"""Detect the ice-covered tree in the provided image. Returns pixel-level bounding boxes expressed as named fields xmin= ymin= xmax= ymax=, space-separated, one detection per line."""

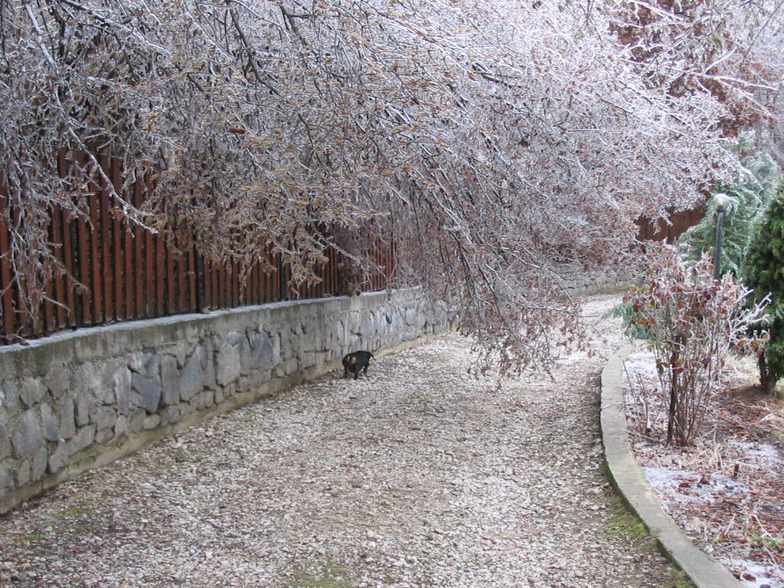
xmin=1 ymin=0 xmax=782 ymax=373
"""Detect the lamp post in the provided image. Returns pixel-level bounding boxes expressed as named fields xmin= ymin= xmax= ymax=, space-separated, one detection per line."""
xmin=713 ymin=192 xmax=731 ymax=281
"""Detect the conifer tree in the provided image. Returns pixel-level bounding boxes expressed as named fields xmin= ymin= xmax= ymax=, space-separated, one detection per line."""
xmin=682 ymin=138 xmax=780 ymax=276
xmin=743 ymin=182 xmax=784 ymax=394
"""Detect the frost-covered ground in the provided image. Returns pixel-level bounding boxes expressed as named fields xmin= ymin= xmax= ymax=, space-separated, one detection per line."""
xmin=0 ymin=294 xmax=688 ymax=587
xmin=624 ymin=347 xmax=784 ymax=588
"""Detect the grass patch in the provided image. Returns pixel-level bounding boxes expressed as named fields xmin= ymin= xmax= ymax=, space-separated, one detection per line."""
xmin=15 ymin=530 xmax=44 ymax=545
xmin=56 ymin=499 xmax=95 ymax=519
xmin=605 ymin=494 xmax=650 ymax=542
xmin=288 ymin=561 xmax=354 ymax=588
xmin=604 ymin=494 xmax=696 ymax=588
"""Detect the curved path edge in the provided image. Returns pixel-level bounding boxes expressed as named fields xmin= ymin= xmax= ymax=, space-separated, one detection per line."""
xmin=600 ymin=344 xmax=742 ymax=588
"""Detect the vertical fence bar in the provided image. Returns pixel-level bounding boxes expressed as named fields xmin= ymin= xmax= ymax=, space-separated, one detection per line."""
xmin=9 ymin=204 xmax=32 ymax=337
xmin=155 ymin=229 xmax=166 ymax=316
xmin=144 ymin=180 xmax=155 ymax=318
xmin=0 ymin=193 xmax=15 ymax=338
xmin=76 ymin=157 xmax=92 ymax=326
xmin=248 ymin=262 xmax=257 ymax=306
xmin=131 ymin=179 xmax=144 ymax=319
xmin=100 ymin=155 xmax=114 ymax=323
xmin=221 ymin=262 xmax=229 ymax=308
xmin=89 ymin=183 xmax=103 ymax=323
xmin=227 ymin=261 xmax=234 ymax=308
xmin=187 ymin=238 xmax=197 ymax=311
xmin=41 ymin=197 xmax=57 ymax=334
xmin=112 ymin=159 xmax=125 ymax=321
xmin=206 ymin=257 xmax=216 ymax=310
xmin=42 ymin=264 xmax=55 ymax=335
xmin=49 ymin=202 xmax=67 ymax=330
xmin=223 ymin=261 xmax=230 ymax=308
xmin=265 ymin=247 xmax=275 ymax=303
xmin=203 ymin=259 xmax=212 ymax=309
xmin=128 ymin=182 xmax=138 ymax=318
xmin=216 ymin=261 xmax=222 ymax=308
xmin=215 ymin=260 xmax=223 ymax=308
xmin=175 ymin=236 xmax=186 ymax=313
xmin=165 ymin=236 xmax=176 ymax=314
xmin=62 ymin=210 xmax=77 ymax=329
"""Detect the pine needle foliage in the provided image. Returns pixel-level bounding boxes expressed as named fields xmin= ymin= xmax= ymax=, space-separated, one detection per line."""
xmin=743 ymin=182 xmax=784 ymax=394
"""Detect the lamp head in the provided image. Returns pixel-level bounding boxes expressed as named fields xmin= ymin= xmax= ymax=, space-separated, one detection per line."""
xmin=713 ymin=193 xmax=731 ymax=213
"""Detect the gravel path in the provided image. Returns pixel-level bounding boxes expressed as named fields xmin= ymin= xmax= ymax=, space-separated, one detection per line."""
xmin=0 ymin=295 xmax=685 ymax=587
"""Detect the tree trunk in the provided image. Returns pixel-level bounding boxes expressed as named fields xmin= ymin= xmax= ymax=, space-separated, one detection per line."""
xmin=758 ymin=353 xmax=779 ymax=394
xmin=667 ymin=363 xmax=679 ymax=445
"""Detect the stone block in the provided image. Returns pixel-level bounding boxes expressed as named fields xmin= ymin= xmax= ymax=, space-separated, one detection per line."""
xmin=195 ymin=390 xmax=215 ymax=410
xmin=128 ymin=412 xmax=145 ymax=434
xmin=142 ymin=414 xmax=161 ymax=430
xmin=0 ymin=381 xmax=14 ymax=412
xmin=326 ymin=322 xmax=342 ymax=350
xmin=12 ymin=410 xmax=43 ymax=459
xmin=200 ymin=344 xmax=217 ymax=390
xmin=271 ymin=330 xmax=282 ymax=365
xmin=159 ymin=342 xmax=186 ymax=367
xmin=95 ymin=427 xmax=114 ymax=445
xmin=180 ymin=400 xmax=197 ymax=417
xmin=216 ymin=338 xmax=241 ymax=386
xmin=131 ymin=373 xmax=162 ymax=414
xmin=128 ymin=351 xmax=145 ymax=373
xmin=48 ymin=445 xmax=67 ymax=475
xmin=161 ymin=405 xmax=181 ymax=425
xmin=97 ymin=369 xmax=117 ymax=405
xmin=179 ymin=353 xmax=202 ymax=401
xmin=280 ymin=328 xmax=296 ymax=359
xmin=250 ymin=331 xmax=274 ymax=371
xmin=41 ymin=403 xmax=60 ymax=442
xmin=246 ymin=370 xmax=271 ymax=390
xmin=114 ymin=415 xmax=129 ymax=439
xmin=300 ymin=351 xmax=316 ymax=369
xmin=275 ymin=357 xmax=298 ymax=378
xmin=114 ymin=367 xmax=132 ymax=414
xmin=300 ymin=318 xmax=321 ymax=352
xmin=92 ymin=405 xmax=117 ymax=432
xmin=72 ymin=363 xmax=102 ymax=398
xmin=0 ymin=423 xmax=10 ymax=460
xmin=160 ymin=355 xmax=180 ymax=407
xmin=65 ymin=424 xmax=95 ymax=456
xmin=239 ymin=335 xmax=251 ymax=375
xmin=130 ymin=352 xmax=160 ymax=379
xmin=32 ymin=447 xmax=48 ymax=483
xmin=20 ymin=378 xmax=46 ymax=409
xmin=45 ymin=365 xmax=70 ymax=398
xmin=76 ymin=395 xmax=93 ymax=427
xmin=15 ymin=459 xmax=32 ymax=487
xmin=0 ymin=464 xmax=13 ymax=489
xmin=58 ymin=396 xmax=76 ymax=440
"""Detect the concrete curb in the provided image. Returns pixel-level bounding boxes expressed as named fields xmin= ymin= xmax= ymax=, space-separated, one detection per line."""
xmin=600 ymin=344 xmax=742 ymax=588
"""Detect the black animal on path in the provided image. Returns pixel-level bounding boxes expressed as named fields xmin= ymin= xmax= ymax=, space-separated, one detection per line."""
xmin=342 ymin=351 xmax=374 ymax=379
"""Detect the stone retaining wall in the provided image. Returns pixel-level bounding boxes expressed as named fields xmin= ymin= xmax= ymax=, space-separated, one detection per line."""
xmin=0 ymin=288 xmax=453 ymax=514
xmin=557 ymin=262 xmax=632 ymax=295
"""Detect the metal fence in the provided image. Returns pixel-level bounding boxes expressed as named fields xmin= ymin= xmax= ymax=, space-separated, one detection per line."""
xmin=0 ymin=155 xmax=395 ymax=343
